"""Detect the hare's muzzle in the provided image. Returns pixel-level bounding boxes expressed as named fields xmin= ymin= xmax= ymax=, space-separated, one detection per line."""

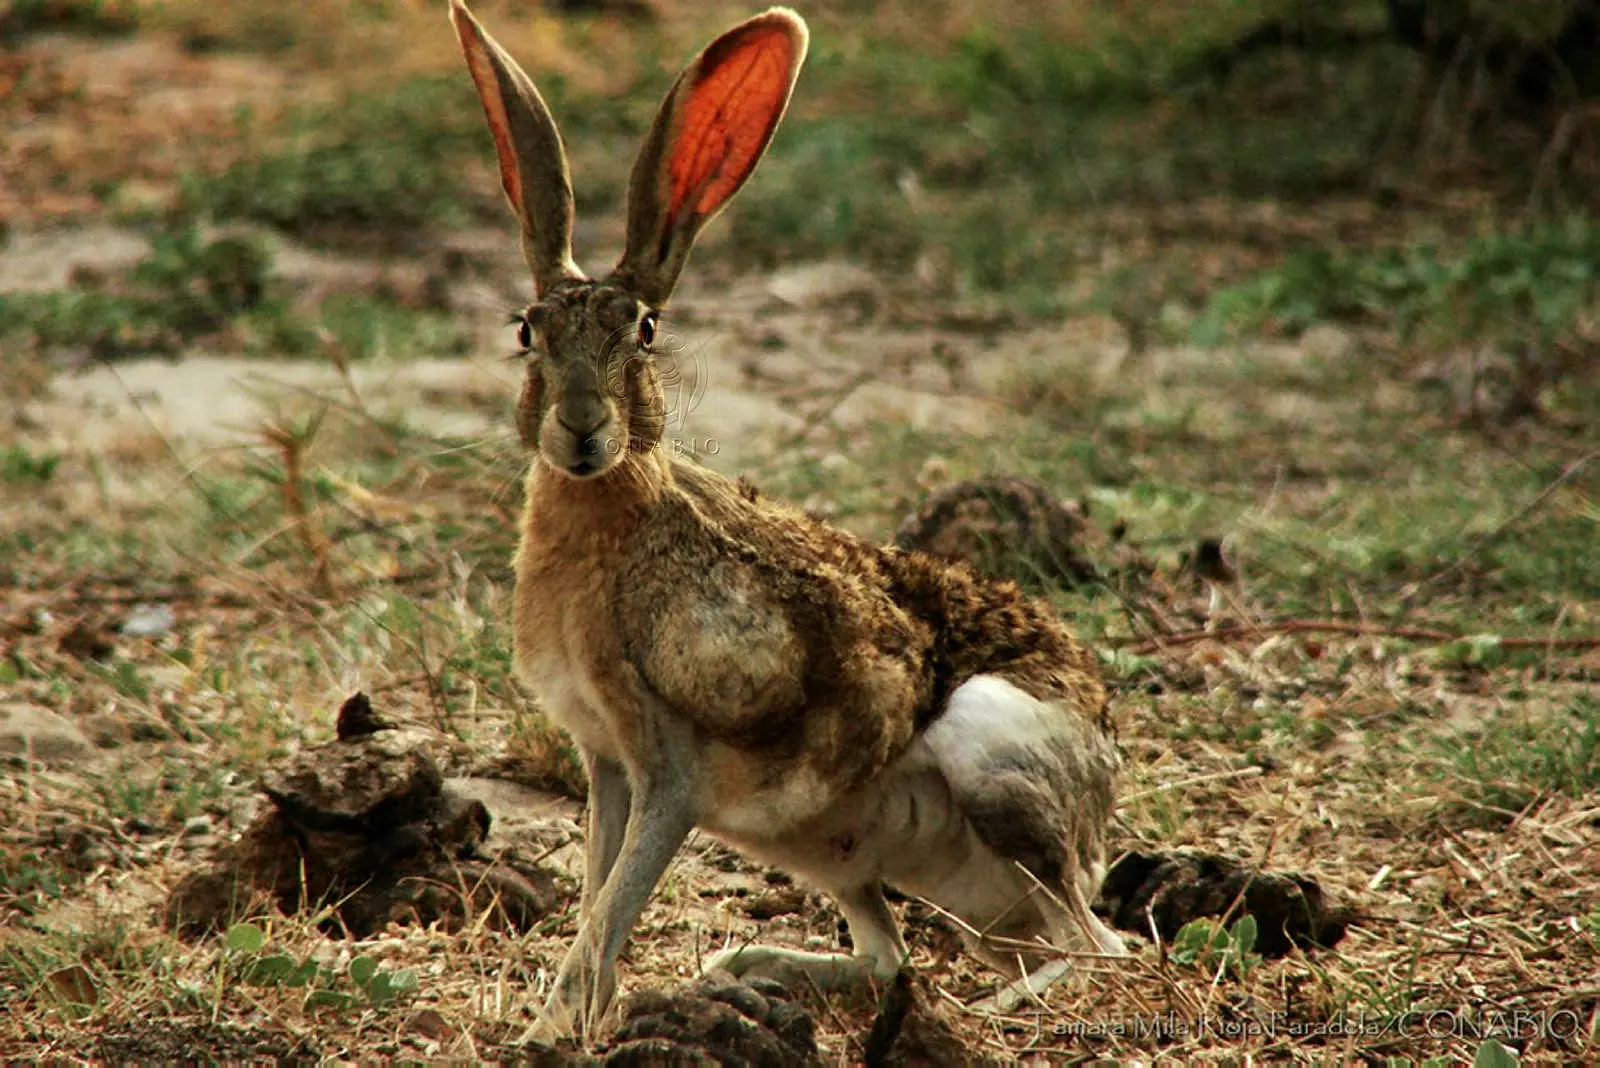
xmin=543 ymin=395 xmax=624 ymax=480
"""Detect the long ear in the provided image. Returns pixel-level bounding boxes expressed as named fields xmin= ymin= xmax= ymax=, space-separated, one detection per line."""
xmin=616 ymin=8 xmax=807 ymax=306
xmin=449 ymin=0 xmax=580 ymax=293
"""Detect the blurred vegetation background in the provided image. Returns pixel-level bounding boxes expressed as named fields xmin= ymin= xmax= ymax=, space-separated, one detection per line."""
xmin=1 ymin=0 xmax=1597 ymax=397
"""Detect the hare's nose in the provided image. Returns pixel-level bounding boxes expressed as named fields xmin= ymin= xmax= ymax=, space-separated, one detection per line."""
xmin=557 ymin=417 xmax=603 ymax=458
xmin=558 ymin=414 xmax=604 ymax=438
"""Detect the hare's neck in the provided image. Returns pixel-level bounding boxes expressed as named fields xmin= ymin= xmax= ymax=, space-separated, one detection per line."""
xmin=520 ymin=450 xmax=672 ymax=551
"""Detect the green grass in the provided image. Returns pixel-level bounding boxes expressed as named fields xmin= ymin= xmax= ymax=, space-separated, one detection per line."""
xmin=116 ymin=3 xmax=1600 ymax=337
xmin=0 ymin=221 xmax=471 ymax=363
xmin=1196 ymin=217 xmax=1600 ymax=349
xmin=181 ymin=77 xmax=492 ymax=244
xmin=1440 ymin=695 xmax=1600 ymax=821
xmin=781 ymin=370 xmax=1596 ymax=622
xmin=0 ymin=227 xmax=273 ymax=359
xmin=722 ymin=14 xmax=1419 ymax=300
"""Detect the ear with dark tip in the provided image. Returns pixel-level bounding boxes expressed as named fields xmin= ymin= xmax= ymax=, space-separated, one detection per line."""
xmin=449 ymin=0 xmax=580 ymax=293
xmin=616 ymin=8 xmax=808 ymax=306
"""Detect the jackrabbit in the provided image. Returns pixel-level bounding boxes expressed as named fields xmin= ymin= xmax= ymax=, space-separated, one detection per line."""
xmin=448 ymin=0 xmax=1126 ymax=1037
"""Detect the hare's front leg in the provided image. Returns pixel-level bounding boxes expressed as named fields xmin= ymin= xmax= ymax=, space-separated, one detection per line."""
xmin=542 ymin=749 xmax=694 ymax=1038
xmin=706 ymin=883 xmax=908 ymax=990
xmin=578 ymin=751 xmax=630 ymax=920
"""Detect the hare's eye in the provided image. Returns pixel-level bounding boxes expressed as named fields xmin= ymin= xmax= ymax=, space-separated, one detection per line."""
xmin=515 ymin=318 xmax=533 ymax=350
xmin=637 ymin=312 xmax=658 ymax=351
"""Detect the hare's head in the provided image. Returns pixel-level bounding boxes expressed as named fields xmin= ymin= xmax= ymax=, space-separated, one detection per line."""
xmin=450 ymin=0 xmax=807 ymax=479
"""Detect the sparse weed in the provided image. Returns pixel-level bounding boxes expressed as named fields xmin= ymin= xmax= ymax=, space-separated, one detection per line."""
xmin=0 ymin=0 xmax=137 ymax=41
xmin=1170 ymin=914 xmax=1261 ymax=983
xmin=0 ymin=849 xmax=65 ymax=918
xmin=1 ymin=445 xmax=61 ymax=484
xmin=223 ymin=922 xmax=418 ymax=1013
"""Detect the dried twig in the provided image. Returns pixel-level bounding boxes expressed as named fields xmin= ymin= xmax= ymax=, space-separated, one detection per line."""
xmin=780 ymin=369 xmax=874 ymax=447
xmin=261 ymin=413 xmax=336 ymax=597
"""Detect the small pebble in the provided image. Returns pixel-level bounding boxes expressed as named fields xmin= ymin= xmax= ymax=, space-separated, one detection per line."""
xmin=121 ymin=603 xmax=176 ymax=638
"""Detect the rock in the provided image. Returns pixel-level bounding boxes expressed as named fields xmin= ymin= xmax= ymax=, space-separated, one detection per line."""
xmin=0 ymin=703 xmax=93 ymax=765
xmin=766 ymin=262 xmax=881 ymax=314
xmin=335 ymin=691 xmax=394 ymax=740
xmin=1300 ymin=323 xmax=1356 ymax=362
xmin=119 ymin=602 xmax=175 ymax=638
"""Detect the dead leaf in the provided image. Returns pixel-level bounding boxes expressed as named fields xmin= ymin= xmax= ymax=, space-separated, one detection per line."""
xmin=408 ymin=1008 xmax=455 ymax=1042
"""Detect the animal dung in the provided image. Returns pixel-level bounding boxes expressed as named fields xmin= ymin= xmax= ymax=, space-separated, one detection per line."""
xmin=893 ymin=476 xmax=1098 ymax=588
xmin=1096 ymin=849 xmax=1355 ymax=957
xmin=162 ymin=693 xmax=561 ymax=939
xmin=599 ymin=975 xmax=818 ymax=1066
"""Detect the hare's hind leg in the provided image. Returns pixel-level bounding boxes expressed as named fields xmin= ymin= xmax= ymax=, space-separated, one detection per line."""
xmin=705 ymin=882 xmax=907 ymax=989
xmin=921 ymin=674 xmax=1127 ymax=1012
xmin=968 ymin=874 xmax=1126 ymax=1014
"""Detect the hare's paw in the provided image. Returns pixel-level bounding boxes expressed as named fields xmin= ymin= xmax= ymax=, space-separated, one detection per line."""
xmin=704 ymin=945 xmax=875 ymax=991
xmin=536 ymin=938 xmax=617 ymax=1041
xmin=968 ymin=959 xmax=1073 ymax=1016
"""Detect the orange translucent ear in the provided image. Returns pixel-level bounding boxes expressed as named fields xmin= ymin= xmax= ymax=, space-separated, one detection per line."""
xmin=618 ymin=9 xmax=808 ymax=305
xmin=665 ymin=19 xmax=804 ymax=224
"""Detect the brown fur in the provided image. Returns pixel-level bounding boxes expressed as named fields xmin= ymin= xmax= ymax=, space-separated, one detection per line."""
xmin=514 ymin=440 xmax=1109 ymax=805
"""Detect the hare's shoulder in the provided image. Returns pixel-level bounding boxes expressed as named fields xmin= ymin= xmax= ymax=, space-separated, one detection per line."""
xmin=617 ymin=484 xmax=930 ymax=766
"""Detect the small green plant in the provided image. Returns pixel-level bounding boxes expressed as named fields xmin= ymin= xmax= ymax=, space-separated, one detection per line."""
xmin=1 ymin=445 xmax=61 ymax=484
xmin=1170 ymin=914 xmax=1261 ymax=981
xmin=223 ymin=922 xmax=418 ymax=1011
